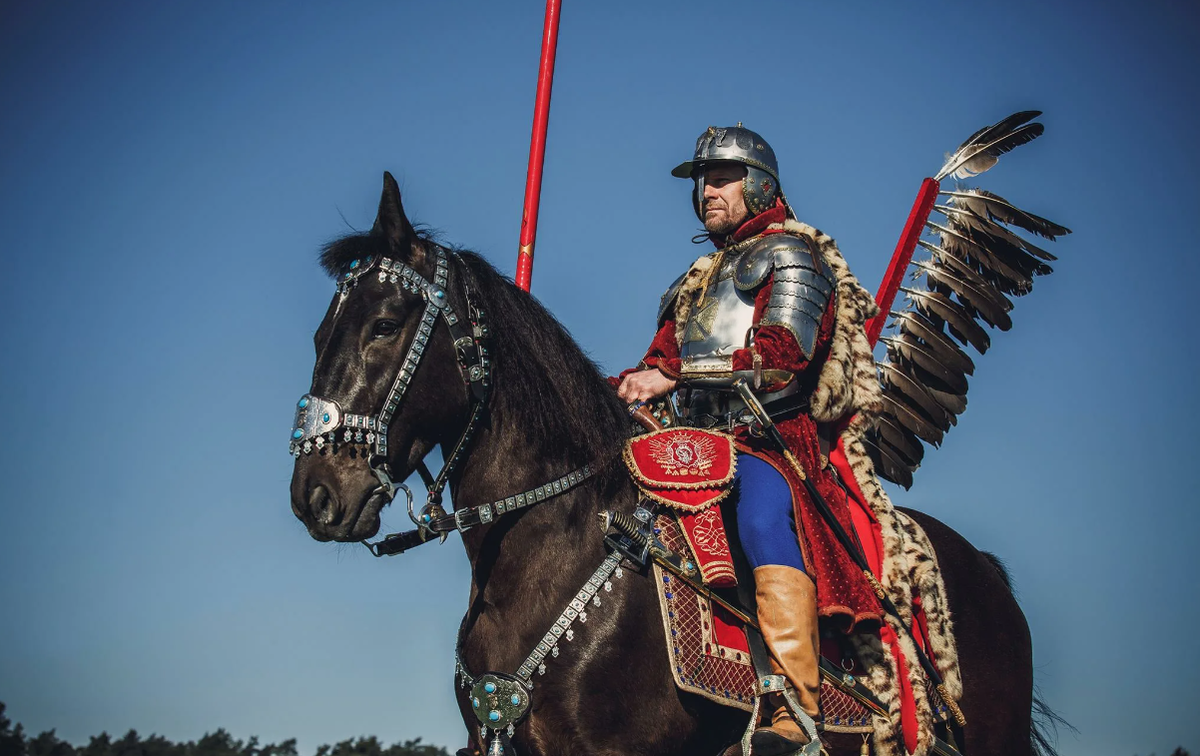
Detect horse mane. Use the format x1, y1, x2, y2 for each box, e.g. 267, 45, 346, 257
981, 550, 1014, 593
317, 232, 630, 465
454, 249, 631, 464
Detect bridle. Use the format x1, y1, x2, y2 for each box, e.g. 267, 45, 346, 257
284, 241, 644, 754
289, 242, 494, 546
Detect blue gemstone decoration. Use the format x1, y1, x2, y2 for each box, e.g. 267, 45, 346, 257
764, 680, 772, 688
664, 592, 673, 599
484, 682, 496, 693
472, 698, 479, 709
423, 514, 431, 523
510, 694, 520, 705
322, 412, 330, 423
350, 260, 359, 269
298, 397, 309, 408
292, 429, 303, 439
345, 272, 352, 279
685, 561, 695, 571
434, 289, 445, 299
488, 711, 500, 722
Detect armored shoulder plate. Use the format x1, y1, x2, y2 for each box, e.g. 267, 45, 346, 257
657, 271, 688, 326
733, 234, 810, 290
733, 233, 835, 360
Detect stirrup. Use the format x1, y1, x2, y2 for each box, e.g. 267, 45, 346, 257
740, 675, 821, 756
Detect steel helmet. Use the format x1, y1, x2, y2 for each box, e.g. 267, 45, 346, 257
672, 124, 782, 221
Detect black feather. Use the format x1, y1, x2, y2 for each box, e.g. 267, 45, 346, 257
881, 394, 944, 447
863, 435, 914, 490
938, 121, 1044, 180
942, 189, 1071, 240
890, 308, 976, 375
918, 239, 998, 297
880, 361, 954, 430
937, 203, 1056, 261
947, 111, 1041, 160
914, 261, 1013, 331
901, 287, 992, 354
928, 220, 1034, 295
874, 413, 925, 466
882, 334, 970, 395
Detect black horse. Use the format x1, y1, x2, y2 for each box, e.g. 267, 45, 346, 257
289, 174, 1051, 756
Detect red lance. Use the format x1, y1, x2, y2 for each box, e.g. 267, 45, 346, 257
514, 0, 563, 292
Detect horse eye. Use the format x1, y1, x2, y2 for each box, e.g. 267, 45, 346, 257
372, 319, 401, 339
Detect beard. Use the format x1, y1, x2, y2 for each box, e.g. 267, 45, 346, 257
704, 206, 748, 235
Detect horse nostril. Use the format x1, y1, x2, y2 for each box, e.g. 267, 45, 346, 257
308, 484, 341, 527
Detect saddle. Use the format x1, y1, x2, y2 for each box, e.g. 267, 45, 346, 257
622, 427, 957, 755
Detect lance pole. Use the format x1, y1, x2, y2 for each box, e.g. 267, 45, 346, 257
514, 0, 563, 292
864, 177, 940, 347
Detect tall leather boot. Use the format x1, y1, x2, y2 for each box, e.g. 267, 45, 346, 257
751, 564, 821, 756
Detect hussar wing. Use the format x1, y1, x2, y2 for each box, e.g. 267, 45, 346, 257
867, 111, 1071, 489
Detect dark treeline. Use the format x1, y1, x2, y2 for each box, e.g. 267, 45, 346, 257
4, 703, 1193, 756
0, 704, 449, 756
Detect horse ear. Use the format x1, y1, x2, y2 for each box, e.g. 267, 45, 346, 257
371, 171, 419, 258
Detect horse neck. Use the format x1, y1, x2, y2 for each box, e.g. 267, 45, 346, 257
448, 387, 628, 563
442, 305, 636, 662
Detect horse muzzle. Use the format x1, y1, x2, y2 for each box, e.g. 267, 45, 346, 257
291, 464, 392, 542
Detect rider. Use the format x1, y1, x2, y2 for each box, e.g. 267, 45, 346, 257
617, 125, 885, 755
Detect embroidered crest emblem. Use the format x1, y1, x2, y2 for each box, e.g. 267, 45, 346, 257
649, 432, 717, 477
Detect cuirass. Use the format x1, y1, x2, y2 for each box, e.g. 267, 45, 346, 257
678, 254, 756, 371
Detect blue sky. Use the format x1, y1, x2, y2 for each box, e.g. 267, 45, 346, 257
1, 2, 1196, 755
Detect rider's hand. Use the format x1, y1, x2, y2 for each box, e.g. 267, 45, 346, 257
617, 369, 677, 404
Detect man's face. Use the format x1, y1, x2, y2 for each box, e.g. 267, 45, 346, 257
700, 162, 749, 234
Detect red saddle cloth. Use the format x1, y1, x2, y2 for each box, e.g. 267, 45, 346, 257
623, 428, 739, 587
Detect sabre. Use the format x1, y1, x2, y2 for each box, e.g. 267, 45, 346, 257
513, 0, 563, 292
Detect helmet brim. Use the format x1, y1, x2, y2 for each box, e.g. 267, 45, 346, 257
671, 160, 696, 179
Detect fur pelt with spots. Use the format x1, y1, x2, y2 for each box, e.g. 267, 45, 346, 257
783, 218, 964, 756
671, 221, 963, 756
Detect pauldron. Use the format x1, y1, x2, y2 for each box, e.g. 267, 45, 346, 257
658, 271, 688, 327
735, 233, 834, 360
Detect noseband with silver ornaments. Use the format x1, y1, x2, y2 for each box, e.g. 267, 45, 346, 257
289, 243, 493, 526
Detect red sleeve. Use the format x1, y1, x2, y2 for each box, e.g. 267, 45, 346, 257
616, 320, 682, 383
728, 275, 836, 386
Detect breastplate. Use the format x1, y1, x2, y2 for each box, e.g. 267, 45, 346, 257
678, 254, 756, 371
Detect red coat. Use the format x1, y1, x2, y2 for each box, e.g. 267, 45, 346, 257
626, 205, 882, 633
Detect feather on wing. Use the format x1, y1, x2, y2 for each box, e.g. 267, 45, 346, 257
890, 308, 976, 376
935, 111, 1045, 180
881, 334, 969, 395
901, 287, 992, 353
942, 189, 1071, 240
913, 261, 1013, 331
868, 110, 1069, 489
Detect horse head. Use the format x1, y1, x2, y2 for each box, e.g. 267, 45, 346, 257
289, 172, 476, 542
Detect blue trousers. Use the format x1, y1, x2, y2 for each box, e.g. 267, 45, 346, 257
733, 453, 807, 573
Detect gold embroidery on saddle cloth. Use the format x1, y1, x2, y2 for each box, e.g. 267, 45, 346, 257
648, 431, 719, 477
